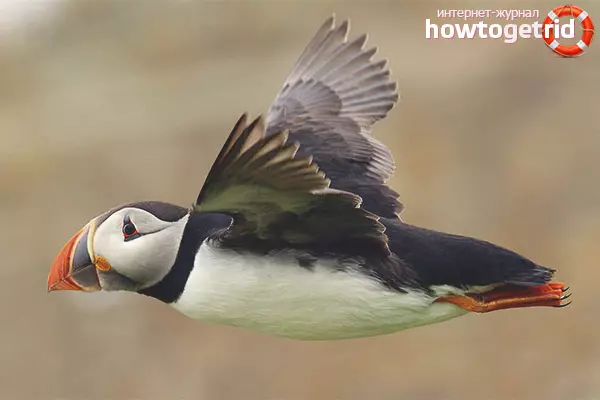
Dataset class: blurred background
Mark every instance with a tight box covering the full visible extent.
[1,0,599,399]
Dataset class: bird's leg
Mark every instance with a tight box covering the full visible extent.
[435,282,571,313]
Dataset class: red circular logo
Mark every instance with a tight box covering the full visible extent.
[543,5,594,57]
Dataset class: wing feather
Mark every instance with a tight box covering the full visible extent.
[195,114,391,259]
[266,16,402,218]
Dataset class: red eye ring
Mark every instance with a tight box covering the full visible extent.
[122,216,141,241]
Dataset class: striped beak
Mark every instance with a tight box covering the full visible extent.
[47,221,102,292]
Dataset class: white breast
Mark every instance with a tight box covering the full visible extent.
[172,242,468,340]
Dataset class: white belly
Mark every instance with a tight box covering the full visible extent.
[172,243,468,340]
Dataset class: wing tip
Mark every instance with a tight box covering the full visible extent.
[271,15,400,127]
[235,113,249,129]
[338,18,350,32]
[325,14,335,28]
[252,114,266,133]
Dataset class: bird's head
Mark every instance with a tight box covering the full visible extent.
[47,201,190,293]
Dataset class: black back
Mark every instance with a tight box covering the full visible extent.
[382,219,554,291]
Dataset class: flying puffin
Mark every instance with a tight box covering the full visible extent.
[47,16,570,340]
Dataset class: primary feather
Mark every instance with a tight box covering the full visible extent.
[266,16,402,218]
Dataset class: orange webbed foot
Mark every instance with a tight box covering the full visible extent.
[436,282,571,313]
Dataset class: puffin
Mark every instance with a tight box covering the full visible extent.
[47,16,570,340]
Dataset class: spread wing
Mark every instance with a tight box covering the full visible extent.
[195,114,390,259]
[266,16,402,219]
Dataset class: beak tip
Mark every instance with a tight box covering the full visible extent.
[47,231,83,292]
[46,279,57,293]
[48,223,102,293]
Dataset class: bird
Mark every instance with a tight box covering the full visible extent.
[47,16,570,340]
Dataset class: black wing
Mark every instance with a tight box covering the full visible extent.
[266,16,401,219]
[195,114,391,260]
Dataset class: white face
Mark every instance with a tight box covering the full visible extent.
[93,207,189,291]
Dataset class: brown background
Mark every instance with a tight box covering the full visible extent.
[1,1,599,399]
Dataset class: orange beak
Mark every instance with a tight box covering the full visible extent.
[47,224,101,292]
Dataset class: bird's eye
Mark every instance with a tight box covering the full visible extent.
[122,216,141,241]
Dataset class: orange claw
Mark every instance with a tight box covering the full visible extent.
[436,282,571,313]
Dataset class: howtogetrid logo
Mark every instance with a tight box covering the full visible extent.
[426,4,595,58]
